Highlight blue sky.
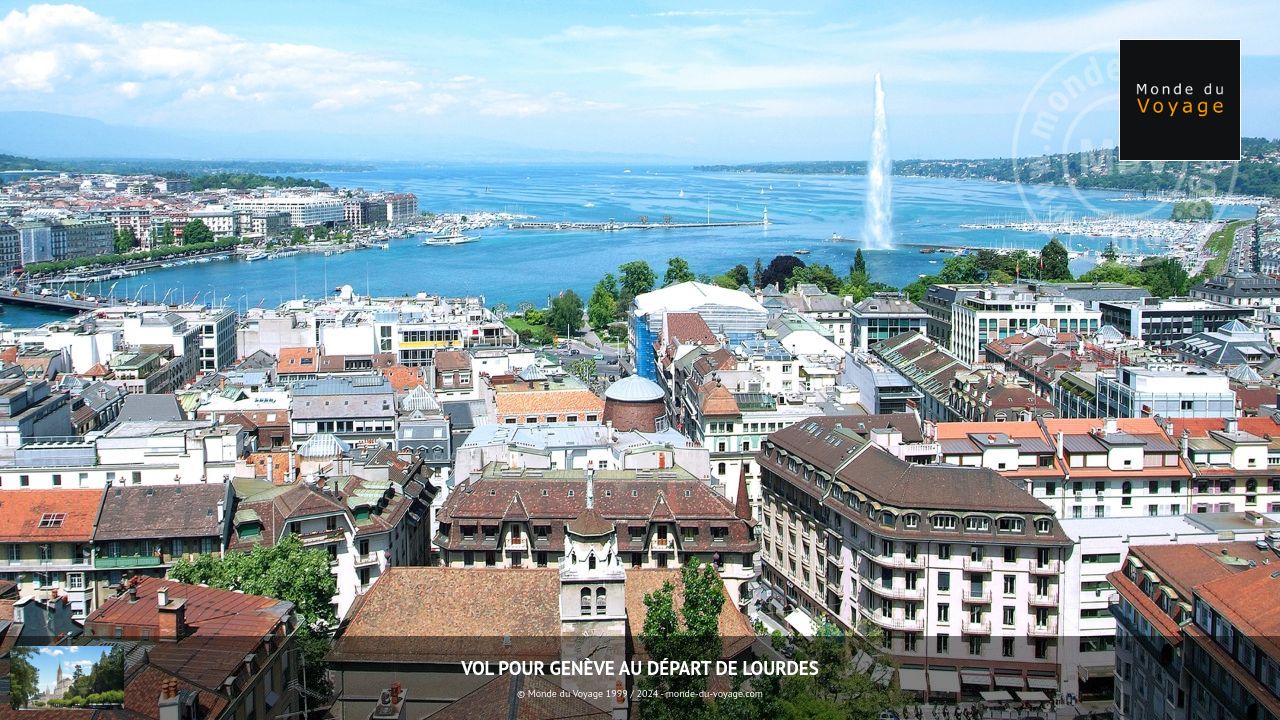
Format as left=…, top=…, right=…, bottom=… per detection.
left=0, top=1, right=1277, bottom=161
left=27, top=646, right=112, bottom=696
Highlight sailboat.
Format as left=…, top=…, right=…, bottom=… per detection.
left=679, top=189, right=685, bottom=198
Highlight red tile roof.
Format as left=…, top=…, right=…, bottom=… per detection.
left=380, top=365, right=424, bottom=394
left=1169, top=416, right=1280, bottom=438
left=665, top=312, right=718, bottom=346
left=0, top=489, right=101, bottom=542
left=276, top=347, right=317, bottom=374
left=433, top=349, right=472, bottom=371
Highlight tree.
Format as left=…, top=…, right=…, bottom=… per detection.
left=1102, top=240, right=1119, bottom=262
left=766, top=623, right=908, bottom=719
left=314, top=225, right=330, bottom=241
left=8, top=647, right=37, bottom=708
left=1140, top=257, right=1191, bottom=297
left=588, top=276, right=619, bottom=330
left=619, top=260, right=657, bottom=298
left=290, top=227, right=307, bottom=245
left=158, top=222, right=176, bottom=247
left=545, top=289, right=585, bottom=336
left=492, top=302, right=509, bottom=319
left=853, top=249, right=867, bottom=276
left=752, top=258, right=764, bottom=288
left=758, top=255, right=806, bottom=290
left=726, top=263, right=750, bottom=288
left=113, top=228, right=137, bottom=254
left=637, top=558, right=725, bottom=720
left=567, top=357, right=597, bottom=385
left=169, top=534, right=338, bottom=703
left=663, top=256, right=696, bottom=287
left=182, top=219, right=214, bottom=246
left=789, top=262, right=842, bottom=293
left=1078, top=261, right=1143, bottom=285
left=1039, top=238, right=1072, bottom=281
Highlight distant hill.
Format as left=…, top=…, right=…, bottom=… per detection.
left=0, top=152, right=48, bottom=171
left=697, top=138, right=1280, bottom=197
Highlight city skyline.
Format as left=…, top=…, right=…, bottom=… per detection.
left=1, top=1, right=1278, bottom=162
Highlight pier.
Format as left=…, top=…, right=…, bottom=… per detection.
left=508, top=213, right=769, bottom=233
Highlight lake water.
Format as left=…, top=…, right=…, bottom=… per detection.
left=5, top=165, right=1255, bottom=327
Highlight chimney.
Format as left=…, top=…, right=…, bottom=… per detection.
left=1055, top=431, right=1064, bottom=460
left=370, top=683, right=408, bottom=720
left=157, top=586, right=168, bottom=607
left=1225, top=417, right=1239, bottom=434
left=158, top=679, right=183, bottom=720
left=1180, top=429, right=1190, bottom=459
left=158, top=593, right=187, bottom=642
left=1103, top=418, right=1118, bottom=435
left=216, top=498, right=225, bottom=524
left=585, top=463, right=595, bottom=509
left=128, top=585, right=138, bottom=603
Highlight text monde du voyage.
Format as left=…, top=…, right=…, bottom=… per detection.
left=1134, top=82, right=1228, bottom=118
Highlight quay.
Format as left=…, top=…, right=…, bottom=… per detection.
left=0, top=289, right=106, bottom=312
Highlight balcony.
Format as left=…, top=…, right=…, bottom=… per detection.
left=1028, top=618, right=1059, bottom=636
left=963, top=588, right=992, bottom=603
left=651, top=537, right=675, bottom=552
left=506, top=536, right=526, bottom=550
left=1029, top=560, right=1062, bottom=575
left=353, top=552, right=381, bottom=568
left=962, top=619, right=992, bottom=634
left=868, top=613, right=924, bottom=631
left=299, top=529, right=346, bottom=547
left=95, top=555, right=164, bottom=569
left=864, top=579, right=925, bottom=601
left=861, top=548, right=924, bottom=569
left=963, top=557, right=993, bottom=571
left=1029, top=593, right=1059, bottom=607
left=6, top=558, right=92, bottom=569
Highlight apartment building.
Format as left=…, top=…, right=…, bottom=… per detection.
left=773, top=283, right=856, bottom=351
left=384, top=193, right=418, bottom=223
left=872, top=331, right=970, bottom=422
left=1169, top=416, right=1280, bottom=514
left=1109, top=541, right=1280, bottom=720
left=290, top=376, right=397, bottom=446
left=0, top=222, right=21, bottom=272
left=759, top=416, right=1073, bottom=698
left=228, top=448, right=435, bottom=618
left=433, top=464, right=759, bottom=605
left=850, top=293, right=929, bottom=352
left=83, top=577, right=300, bottom=720
left=1191, top=270, right=1280, bottom=317
left=0, top=488, right=100, bottom=617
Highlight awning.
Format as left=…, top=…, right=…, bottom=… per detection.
left=928, top=668, right=961, bottom=694
left=980, top=690, right=1013, bottom=702
left=960, top=670, right=990, bottom=685
left=1026, top=677, right=1059, bottom=690
left=898, top=667, right=928, bottom=692
left=785, top=609, right=816, bottom=638
left=1017, top=691, right=1050, bottom=702
left=1078, top=664, right=1115, bottom=681
left=994, top=674, right=1023, bottom=688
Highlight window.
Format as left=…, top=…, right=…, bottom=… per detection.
left=19, top=475, right=29, bottom=487
left=51, top=474, right=61, bottom=487
left=938, top=544, right=951, bottom=560
left=37, top=513, right=65, bottom=529
left=1003, top=546, right=1017, bottom=563
left=996, top=517, right=1024, bottom=533
left=936, top=635, right=949, bottom=655
left=485, top=551, right=496, bottom=567
left=937, top=603, right=950, bottom=622
left=1035, top=518, right=1051, bottom=534
left=595, top=588, right=608, bottom=615
left=580, top=588, right=592, bottom=616
left=1003, top=607, right=1015, bottom=626
left=1002, top=575, right=1015, bottom=595
left=1002, top=637, right=1015, bottom=657
left=937, top=572, right=950, bottom=592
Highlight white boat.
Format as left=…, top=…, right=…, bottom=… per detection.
left=831, top=232, right=846, bottom=241
left=583, top=202, right=596, bottom=208
left=424, top=230, right=479, bottom=246
left=243, top=251, right=268, bottom=262
left=794, top=249, right=811, bottom=255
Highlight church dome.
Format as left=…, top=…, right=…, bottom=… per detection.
left=604, top=375, right=664, bottom=403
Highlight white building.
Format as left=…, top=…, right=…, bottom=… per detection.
left=231, top=196, right=345, bottom=227
left=951, top=286, right=1101, bottom=364
left=1094, top=365, right=1237, bottom=419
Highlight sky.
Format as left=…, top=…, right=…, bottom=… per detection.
left=27, top=646, right=112, bottom=697
left=0, top=1, right=1278, bottom=161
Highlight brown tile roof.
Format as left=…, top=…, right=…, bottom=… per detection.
left=123, top=664, right=228, bottom=720
left=698, top=381, right=739, bottom=416
left=665, top=312, right=718, bottom=346
left=433, top=349, right=472, bottom=371
left=380, top=365, right=425, bottom=393
left=625, top=569, right=755, bottom=660
left=1195, top=564, right=1280, bottom=660
left=0, top=489, right=101, bottom=542
left=429, top=674, right=610, bottom=720
left=94, top=484, right=226, bottom=542
left=495, top=390, right=604, bottom=418
left=329, top=567, right=564, bottom=663
left=245, top=451, right=296, bottom=485
left=83, top=362, right=113, bottom=378
left=566, top=507, right=614, bottom=536
left=1128, top=542, right=1269, bottom=600
left=86, top=576, right=288, bottom=637
left=329, top=567, right=756, bottom=665
left=1169, top=416, right=1280, bottom=438
left=276, top=347, right=316, bottom=374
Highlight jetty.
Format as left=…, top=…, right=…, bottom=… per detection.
left=508, top=211, right=770, bottom=233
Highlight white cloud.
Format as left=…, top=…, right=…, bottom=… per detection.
left=887, top=0, right=1280, bottom=55
left=63, top=659, right=95, bottom=671
left=0, top=3, right=604, bottom=127
left=38, top=648, right=64, bottom=656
